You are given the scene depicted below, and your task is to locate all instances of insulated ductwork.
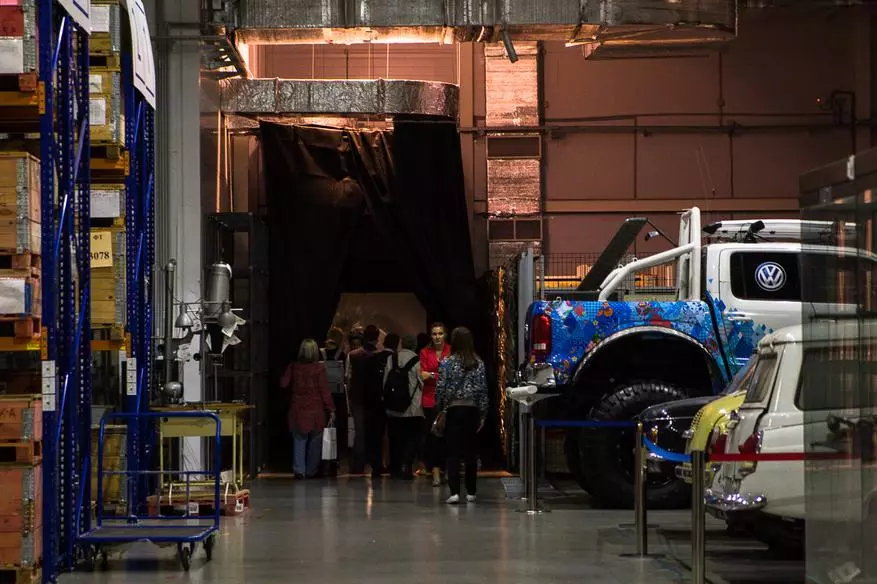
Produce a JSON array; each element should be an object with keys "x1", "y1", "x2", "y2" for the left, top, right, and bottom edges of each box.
[
  {"x1": 219, "y1": 78, "x2": 459, "y2": 118},
  {"x1": 237, "y1": 0, "x2": 737, "y2": 47}
]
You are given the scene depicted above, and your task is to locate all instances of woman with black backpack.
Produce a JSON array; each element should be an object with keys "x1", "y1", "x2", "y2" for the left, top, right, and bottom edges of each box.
[{"x1": 383, "y1": 335, "x2": 423, "y2": 480}]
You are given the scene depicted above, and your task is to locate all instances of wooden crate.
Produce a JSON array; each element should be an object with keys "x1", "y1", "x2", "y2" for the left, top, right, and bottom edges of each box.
[
  {"x1": 89, "y1": 1, "x2": 122, "y2": 56},
  {"x1": 0, "y1": 254, "x2": 39, "y2": 279},
  {"x1": 90, "y1": 229, "x2": 125, "y2": 326},
  {"x1": 0, "y1": 566, "x2": 40, "y2": 584},
  {"x1": 0, "y1": 527, "x2": 40, "y2": 566},
  {"x1": 0, "y1": 463, "x2": 41, "y2": 534},
  {"x1": 0, "y1": 276, "x2": 39, "y2": 318},
  {"x1": 0, "y1": 2, "x2": 37, "y2": 79},
  {"x1": 89, "y1": 425, "x2": 126, "y2": 504},
  {"x1": 0, "y1": 373, "x2": 38, "y2": 396},
  {"x1": 89, "y1": 67, "x2": 124, "y2": 145},
  {"x1": 0, "y1": 441, "x2": 40, "y2": 466},
  {"x1": 0, "y1": 218, "x2": 39, "y2": 256},
  {"x1": 0, "y1": 153, "x2": 39, "y2": 224},
  {"x1": 0, "y1": 396, "x2": 40, "y2": 441}
]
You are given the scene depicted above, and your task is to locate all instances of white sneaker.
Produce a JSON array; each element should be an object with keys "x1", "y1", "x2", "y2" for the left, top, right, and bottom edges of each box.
[
  {"x1": 445, "y1": 494, "x2": 460, "y2": 504},
  {"x1": 466, "y1": 495, "x2": 476, "y2": 503}
]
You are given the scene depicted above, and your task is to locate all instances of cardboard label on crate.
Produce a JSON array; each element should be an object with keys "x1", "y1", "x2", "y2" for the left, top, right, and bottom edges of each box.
[
  {"x1": 126, "y1": 0, "x2": 156, "y2": 109},
  {"x1": 90, "y1": 231, "x2": 113, "y2": 268},
  {"x1": 91, "y1": 189, "x2": 122, "y2": 219},
  {"x1": 187, "y1": 502, "x2": 199, "y2": 516},
  {"x1": 235, "y1": 499, "x2": 244, "y2": 513},
  {"x1": 89, "y1": 98, "x2": 107, "y2": 129},
  {"x1": 92, "y1": 5, "x2": 110, "y2": 33},
  {"x1": 0, "y1": 38, "x2": 24, "y2": 77},
  {"x1": 89, "y1": 74, "x2": 102, "y2": 94},
  {"x1": 58, "y1": 0, "x2": 91, "y2": 31}
]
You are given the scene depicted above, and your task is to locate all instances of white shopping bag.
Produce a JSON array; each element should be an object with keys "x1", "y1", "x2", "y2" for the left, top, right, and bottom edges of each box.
[{"x1": 322, "y1": 426, "x2": 338, "y2": 460}]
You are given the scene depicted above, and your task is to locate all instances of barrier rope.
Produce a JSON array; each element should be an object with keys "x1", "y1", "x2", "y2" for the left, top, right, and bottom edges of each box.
[{"x1": 642, "y1": 437, "x2": 692, "y2": 464}]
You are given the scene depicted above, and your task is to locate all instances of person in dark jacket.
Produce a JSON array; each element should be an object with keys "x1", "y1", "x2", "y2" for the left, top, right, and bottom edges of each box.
[
  {"x1": 345, "y1": 325, "x2": 386, "y2": 478},
  {"x1": 384, "y1": 335, "x2": 423, "y2": 479},
  {"x1": 435, "y1": 327, "x2": 488, "y2": 504},
  {"x1": 281, "y1": 338, "x2": 336, "y2": 479}
]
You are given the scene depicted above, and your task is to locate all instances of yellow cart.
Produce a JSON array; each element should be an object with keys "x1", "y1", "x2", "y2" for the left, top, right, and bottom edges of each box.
[{"x1": 153, "y1": 403, "x2": 253, "y2": 493}]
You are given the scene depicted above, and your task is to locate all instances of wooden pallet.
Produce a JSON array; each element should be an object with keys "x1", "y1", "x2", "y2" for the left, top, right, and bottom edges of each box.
[
  {"x1": 0, "y1": 565, "x2": 40, "y2": 584},
  {"x1": 0, "y1": 254, "x2": 39, "y2": 279},
  {"x1": 0, "y1": 440, "x2": 41, "y2": 465},
  {"x1": 0, "y1": 75, "x2": 36, "y2": 95},
  {"x1": 147, "y1": 488, "x2": 250, "y2": 517},
  {"x1": 0, "y1": 318, "x2": 40, "y2": 341},
  {"x1": 89, "y1": 53, "x2": 121, "y2": 70}
]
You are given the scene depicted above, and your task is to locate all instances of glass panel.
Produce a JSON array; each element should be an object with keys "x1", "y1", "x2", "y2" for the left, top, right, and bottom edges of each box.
[{"x1": 743, "y1": 353, "x2": 778, "y2": 404}]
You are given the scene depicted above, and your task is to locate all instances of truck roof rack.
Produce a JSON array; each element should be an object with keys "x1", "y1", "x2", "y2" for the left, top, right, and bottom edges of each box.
[{"x1": 703, "y1": 219, "x2": 857, "y2": 245}]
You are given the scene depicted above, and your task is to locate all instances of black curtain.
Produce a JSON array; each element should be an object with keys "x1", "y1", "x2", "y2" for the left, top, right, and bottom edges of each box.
[{"x1": 262, "y1": 119, "x2": 492, "y2": 469}]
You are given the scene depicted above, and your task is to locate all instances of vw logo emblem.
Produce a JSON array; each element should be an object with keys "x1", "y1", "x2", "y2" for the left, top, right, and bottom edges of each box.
[{"x1": 755, "y1": 262, "x2": 786, "y2": 292}]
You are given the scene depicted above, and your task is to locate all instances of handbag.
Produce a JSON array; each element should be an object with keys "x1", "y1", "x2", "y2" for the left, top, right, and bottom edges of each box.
[
  {"x1": 322, "y1": 422, "x2": 338, "y2": 460},
  {"x1": 431, "y1": 408, "x2": 448, "y2": 438}
]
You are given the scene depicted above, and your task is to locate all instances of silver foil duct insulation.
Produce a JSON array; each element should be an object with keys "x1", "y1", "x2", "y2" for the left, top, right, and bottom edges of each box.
[
  {"x1": 219, "y1": 78, "x2": 459, "y2": 118},
  {"x1": 487, "y1": 159, "x2": 540, "y2": 216},
  {"x1": 236, "y1": 0, "x2": 737, "y2": 44}
]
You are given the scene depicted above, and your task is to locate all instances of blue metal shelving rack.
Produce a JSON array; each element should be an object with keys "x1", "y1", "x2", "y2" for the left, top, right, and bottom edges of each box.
[
  {"x1": 38, "y1": 1, "x2": 156, "y2": 581},
  {"x1": 122, "y1": 28, "x2": 156, "y2": 518},
  {"x1": 38, "y1": 0, "x2": 92, "y2": 581}
]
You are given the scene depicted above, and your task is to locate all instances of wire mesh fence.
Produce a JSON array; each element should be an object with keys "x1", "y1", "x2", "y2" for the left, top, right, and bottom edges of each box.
[{"x1": 532, "y1": 252, "x2": 679, "y2": 301}]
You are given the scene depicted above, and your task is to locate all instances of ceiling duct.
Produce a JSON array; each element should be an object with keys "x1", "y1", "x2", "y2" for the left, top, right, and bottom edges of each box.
[
  {"x1": 236, "y1": 0, "x2": 738, "y2": 49},
  {"x1": 219, "y1": 78, "x2": 459, "y2": 118}
]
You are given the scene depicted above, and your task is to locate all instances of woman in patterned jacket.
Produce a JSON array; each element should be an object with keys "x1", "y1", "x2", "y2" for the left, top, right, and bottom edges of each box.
[{"x1": 435, "y1": 327, "x2": 488, "y2": 504}]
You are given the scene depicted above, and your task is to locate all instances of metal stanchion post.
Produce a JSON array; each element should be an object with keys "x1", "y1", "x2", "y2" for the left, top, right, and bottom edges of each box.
[
  {"x1": 519, "y1": 402, "x2": 528, "y2": 500},
  {"x1": 691, "y1": 450, "x2": 706, "y2": 584},
  {"x1": 518, "y1": 403, "x2": 548, "y2": 514},
  {"x1": 634, "y1": 422, "x2": 647, "y2": 557}
]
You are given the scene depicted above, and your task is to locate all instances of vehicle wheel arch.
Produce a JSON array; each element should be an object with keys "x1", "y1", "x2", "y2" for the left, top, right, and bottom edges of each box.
[{"x1": 570, "y1": 326, "x2": 724, "y2": 396}]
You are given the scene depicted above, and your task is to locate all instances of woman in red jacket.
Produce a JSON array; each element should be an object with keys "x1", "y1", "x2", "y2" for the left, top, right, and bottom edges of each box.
[
  {"x1": 281, "y1": 339, "x2": 336, "y2": 479},
  {"x1": 419, "y1": 322, "x2": 451, "y2": 486}
]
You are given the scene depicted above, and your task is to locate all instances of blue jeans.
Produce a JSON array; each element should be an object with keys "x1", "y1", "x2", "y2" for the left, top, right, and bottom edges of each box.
[{"x1": 293, "y1": 430, "x2": 324, "y2": 477}]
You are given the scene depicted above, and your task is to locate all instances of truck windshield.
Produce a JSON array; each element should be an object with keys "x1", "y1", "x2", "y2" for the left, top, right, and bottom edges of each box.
[{"x1": 721, "y1": 356, "x2": 758, "y2": 396}]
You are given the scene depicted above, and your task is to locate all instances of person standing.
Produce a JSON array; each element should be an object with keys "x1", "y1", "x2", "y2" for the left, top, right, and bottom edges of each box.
[
  {"x1": 419, "y1": 322, "x2": 451, "y2": 487},
  {"x1": 321, "y1": 328, "x2": 347, "y2": 474},
  {"x1": 280, "y1": 339, "x2": 336, "y2": 479},
  {"x1": 346, "y1": 325, "x2": 386, "y2": 478},
  {"x1": 435, "y1": 327, "x2": 488, "y2": 504},
  {"x1": 384, "y1": 335, "x2": 423, "y2": 479}
]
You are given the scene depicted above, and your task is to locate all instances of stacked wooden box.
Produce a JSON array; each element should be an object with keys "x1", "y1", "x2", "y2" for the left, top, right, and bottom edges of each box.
[
  {"x1": 90, "y1": 0, "x2": 127, "y2": 330},
  {"x1": 0, "y1": 153, "x2": 41, "y2": 340},
  {"x1": 89, "y1": 425, "x2": 127, "y2": 512},
  {"x1": 0, "y1": 395, "x2": 43, "y2": 580},
  {"x1": 0, "y1": 0, "x2": 38, "y2": 92},
  {"x1": 89, "y1": 0, "x2": 124, "y2": 149}
]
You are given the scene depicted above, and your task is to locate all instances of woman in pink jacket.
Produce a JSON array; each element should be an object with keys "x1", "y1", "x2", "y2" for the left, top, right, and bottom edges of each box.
[{"x1": 419, "y1": 322, "x2": 451, "y2": 486}]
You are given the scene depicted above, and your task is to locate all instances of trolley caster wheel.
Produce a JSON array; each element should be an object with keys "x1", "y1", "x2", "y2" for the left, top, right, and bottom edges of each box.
[
  {"x1": 205, "y1": 535, "x2": 215, "y2": 561},
  {"x1": 178, "y1": 544, "x2": 192, "y2": 572},
  {"x1": 100, "y1": 549, "x2": 109, "y2": 570}
]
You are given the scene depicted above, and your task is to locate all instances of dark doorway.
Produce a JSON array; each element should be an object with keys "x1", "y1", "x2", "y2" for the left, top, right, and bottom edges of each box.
[{"x1": 261, "y1": 119, "x2": 494, "y2": 471}]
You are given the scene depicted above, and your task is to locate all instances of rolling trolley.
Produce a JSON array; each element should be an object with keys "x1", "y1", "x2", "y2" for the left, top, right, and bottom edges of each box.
[{"x1": 78, "y1": 411, "x2": 222, "y2": 571}]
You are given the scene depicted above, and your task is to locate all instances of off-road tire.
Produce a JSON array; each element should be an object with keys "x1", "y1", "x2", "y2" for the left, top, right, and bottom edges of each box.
[{"x1": 575, "y1": 380, "x2": 692, "y2": 509}]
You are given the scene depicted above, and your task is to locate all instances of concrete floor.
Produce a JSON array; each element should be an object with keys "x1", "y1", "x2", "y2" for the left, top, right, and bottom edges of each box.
[{"x1": 62, "y1": 477, "x2": 805, "y2": 584}]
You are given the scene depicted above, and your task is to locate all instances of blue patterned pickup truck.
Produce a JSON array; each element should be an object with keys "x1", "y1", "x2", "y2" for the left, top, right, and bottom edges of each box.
[{"x1": 517, "y1": 208, "x2": 866, "y2": 508}]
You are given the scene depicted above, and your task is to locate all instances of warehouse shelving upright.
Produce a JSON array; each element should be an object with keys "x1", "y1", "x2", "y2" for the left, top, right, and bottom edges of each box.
[
  {"x1": 36, "y1": 0, "x2": 156, "y2": 580},
  {"x1": 122, "y1": 29, "x2": 156, "y2": 518},
  {"x1": 38, "y1": 0, "x2": 93, "y2": 580}
]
